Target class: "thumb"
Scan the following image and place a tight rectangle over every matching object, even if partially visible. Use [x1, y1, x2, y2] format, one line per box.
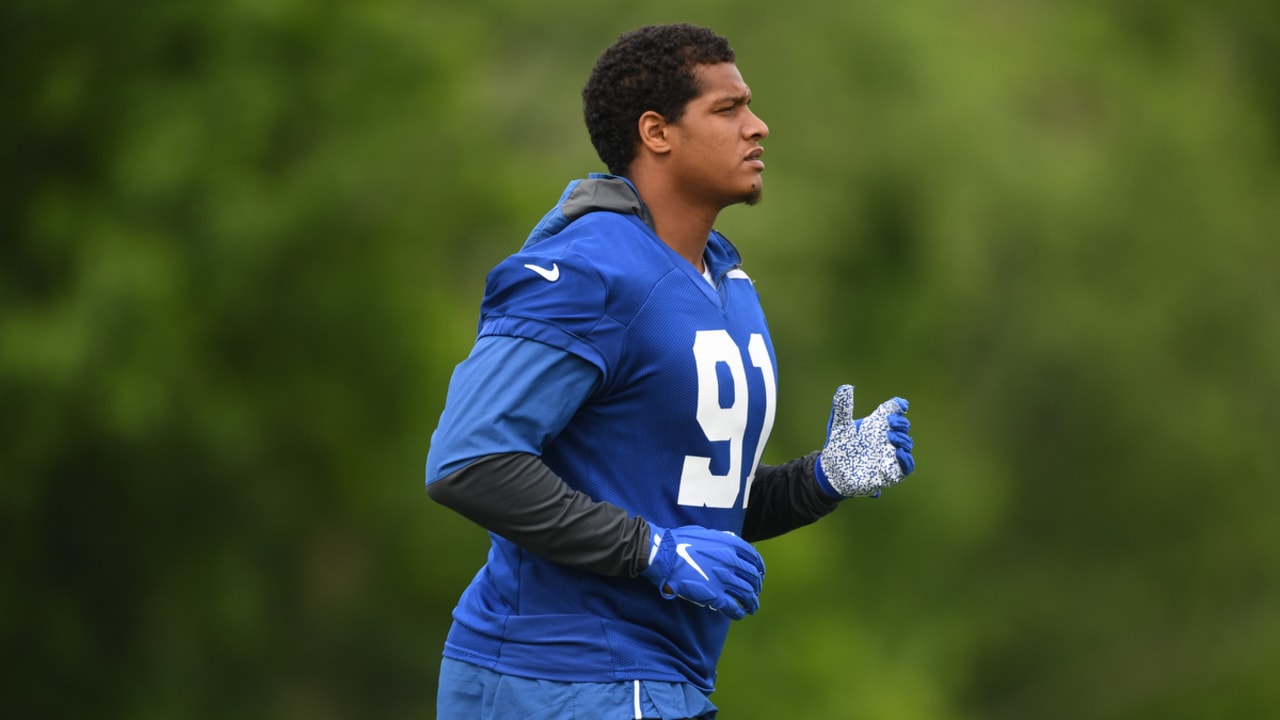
[827, 385, 855, 436]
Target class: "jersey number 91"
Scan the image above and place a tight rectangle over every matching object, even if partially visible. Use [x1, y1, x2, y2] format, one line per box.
[677, 330, 776, 509]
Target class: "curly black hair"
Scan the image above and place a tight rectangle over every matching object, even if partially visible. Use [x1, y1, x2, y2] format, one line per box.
[582, 24, 736, 176]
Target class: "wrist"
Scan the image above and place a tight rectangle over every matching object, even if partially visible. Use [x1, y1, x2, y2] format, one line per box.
[813, 454, 843, 499]
[639, 522, 669, 585]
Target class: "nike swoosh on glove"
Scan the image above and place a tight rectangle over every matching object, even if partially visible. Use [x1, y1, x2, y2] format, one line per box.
[814, 385, 915, 498]
[640, 524, 765, 620]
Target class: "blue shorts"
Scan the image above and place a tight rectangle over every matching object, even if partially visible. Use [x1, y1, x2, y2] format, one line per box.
[436, 657, 718, 720]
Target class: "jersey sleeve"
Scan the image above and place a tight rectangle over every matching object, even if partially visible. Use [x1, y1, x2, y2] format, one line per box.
[477, 247, 628, 380]
[425, 335, 601, 482]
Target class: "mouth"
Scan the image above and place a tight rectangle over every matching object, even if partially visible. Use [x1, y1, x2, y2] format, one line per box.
[745, 147, 765, 170]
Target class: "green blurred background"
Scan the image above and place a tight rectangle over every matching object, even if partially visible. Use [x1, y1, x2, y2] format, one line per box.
[4, 1, 1278, 718]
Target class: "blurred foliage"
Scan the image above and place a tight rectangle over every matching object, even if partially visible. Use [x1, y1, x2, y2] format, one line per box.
[3, 1, 1278, 718]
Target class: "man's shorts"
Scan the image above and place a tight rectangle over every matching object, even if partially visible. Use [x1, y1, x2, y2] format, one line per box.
[436, 656, 718, 720]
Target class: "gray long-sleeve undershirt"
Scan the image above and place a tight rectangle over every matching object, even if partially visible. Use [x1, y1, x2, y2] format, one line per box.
[427, 450, 839, 578]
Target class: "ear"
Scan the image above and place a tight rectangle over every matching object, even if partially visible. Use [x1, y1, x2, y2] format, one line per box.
[637, 110, 672, 156]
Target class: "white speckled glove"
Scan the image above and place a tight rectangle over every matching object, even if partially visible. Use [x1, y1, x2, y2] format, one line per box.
[814, 385, 914, 498]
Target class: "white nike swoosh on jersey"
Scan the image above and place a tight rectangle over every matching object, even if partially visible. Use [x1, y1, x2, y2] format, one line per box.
[676, 543, 710, 581]
[524, 262, 560, 282]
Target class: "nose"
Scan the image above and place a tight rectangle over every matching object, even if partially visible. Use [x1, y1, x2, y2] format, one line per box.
[746, 107, 769, 140]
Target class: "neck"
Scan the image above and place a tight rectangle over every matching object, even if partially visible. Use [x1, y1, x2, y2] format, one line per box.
[629, 172, 719, 272]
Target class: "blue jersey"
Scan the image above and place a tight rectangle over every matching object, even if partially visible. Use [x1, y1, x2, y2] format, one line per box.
[433, 175, 778, 691]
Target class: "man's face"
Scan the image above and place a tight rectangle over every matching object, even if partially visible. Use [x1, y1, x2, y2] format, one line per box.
[666, 62, 769, 208]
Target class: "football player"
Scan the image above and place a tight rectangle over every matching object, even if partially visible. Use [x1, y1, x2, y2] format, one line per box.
[426, 23, 915, 720]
